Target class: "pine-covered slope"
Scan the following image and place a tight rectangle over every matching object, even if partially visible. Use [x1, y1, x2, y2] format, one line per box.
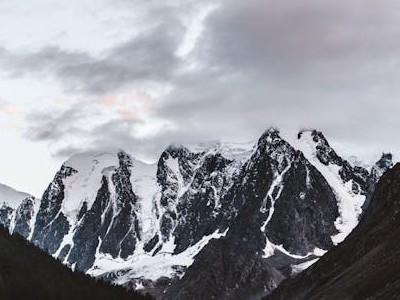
[0, 225, 151, 300]
[267, 163, 400, 300]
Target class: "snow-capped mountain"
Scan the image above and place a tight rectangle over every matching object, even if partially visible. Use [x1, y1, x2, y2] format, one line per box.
[0, 183, 39, 239]
[164, 129, 386, 299]
[0, 129, 394, 299]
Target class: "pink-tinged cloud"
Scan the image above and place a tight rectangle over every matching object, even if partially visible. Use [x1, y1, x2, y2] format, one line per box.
[118, 109, 139, 120]
[0, 104, 23, 115]
[98, 95, 119, 106]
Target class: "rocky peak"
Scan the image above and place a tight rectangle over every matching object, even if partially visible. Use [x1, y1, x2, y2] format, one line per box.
[371, 152, 394, 180]
[258, 128, 283, 147]
[297, 130, 341, 166]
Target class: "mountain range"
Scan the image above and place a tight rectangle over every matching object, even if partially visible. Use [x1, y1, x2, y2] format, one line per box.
[0, 129, 394, 299]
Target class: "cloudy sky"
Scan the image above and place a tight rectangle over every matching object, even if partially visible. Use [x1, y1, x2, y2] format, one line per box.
[1, 0, 400, 196]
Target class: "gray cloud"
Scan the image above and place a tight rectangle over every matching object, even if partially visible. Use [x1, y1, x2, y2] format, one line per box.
[0, 10, 184, 95]
[25, 106, 88, 142]
[5, 0, 400, 162]
[154, 0, 400, 157]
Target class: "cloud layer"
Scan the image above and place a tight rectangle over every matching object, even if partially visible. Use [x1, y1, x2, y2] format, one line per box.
[1, 0, 400, 162]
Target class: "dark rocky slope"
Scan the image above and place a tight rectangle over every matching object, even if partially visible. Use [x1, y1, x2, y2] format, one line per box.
[0, 225, 151, 300]
[163, 130, 364, 299]
[267, 163, 400, 300]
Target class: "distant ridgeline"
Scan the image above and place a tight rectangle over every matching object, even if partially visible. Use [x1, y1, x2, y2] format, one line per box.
[0, 129, 394, 299]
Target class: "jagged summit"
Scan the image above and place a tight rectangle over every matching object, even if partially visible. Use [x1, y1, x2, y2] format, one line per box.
[371, 152, 394, 179]
[259, 127, 281, 142]
[297, 129, 328, 142]
[295, 129, 370, 245]
[256, 128, 294, 163]
[296, 130, 340, 165]
[165, 140, 255, 163]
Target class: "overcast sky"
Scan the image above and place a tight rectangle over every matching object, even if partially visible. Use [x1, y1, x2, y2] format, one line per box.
[1, 0, 400, 196]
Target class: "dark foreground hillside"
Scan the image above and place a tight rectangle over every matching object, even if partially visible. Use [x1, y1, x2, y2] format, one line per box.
[267, 163, 400, 300]
[0, 226, 152, 300]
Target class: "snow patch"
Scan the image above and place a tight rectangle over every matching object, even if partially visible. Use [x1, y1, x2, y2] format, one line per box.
[62, 151, 120, 224]
[88, 229, 228, 284]
[262, 236, 327, 262]
[260, 164, 291, 217]
[262, 237, 326, 259]
[130, 159, 160, 243]
[291, 258, 319, 275]
[184, 140, 255, 163]
[295, 131, 365, 245]
[27, 197, 41, 240]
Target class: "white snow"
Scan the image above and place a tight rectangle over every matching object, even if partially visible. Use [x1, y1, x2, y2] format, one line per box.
[27, 197, 41, 240]
[291, 258, 319, 275]
[88, 229, 228, 284]
[262, 236, 326, 260]
[185, 140, 255, 163]
[54, 224, 75, 261]
[347, 155, 372, 169]
[130, 159, 160, 243]
[62, 151, 120, 224]
[165, 156, 186, 198]
[295, 131, 365, 245]
[135, 282, 145, 290]
[260, 164, 291, 216]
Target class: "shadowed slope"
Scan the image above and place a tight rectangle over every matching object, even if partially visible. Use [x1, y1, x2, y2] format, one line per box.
[0, 225, 152, 300]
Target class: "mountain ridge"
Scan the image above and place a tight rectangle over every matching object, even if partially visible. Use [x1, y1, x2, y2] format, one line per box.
[0, 128, 394, 299]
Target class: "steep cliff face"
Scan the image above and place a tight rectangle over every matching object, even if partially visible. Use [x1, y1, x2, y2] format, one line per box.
[30, 151, 146, 272]
[268, 163, 400, 300]
[88, 142, 253, 290]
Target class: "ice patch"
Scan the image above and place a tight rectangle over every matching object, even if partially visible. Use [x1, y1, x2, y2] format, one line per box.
[262, 236, 326, 259]
[88, 229, 229, 284]
[260, 164, 291, 225]
[291, 258, 319, 275]
[130, 159, 160, 243]
[295, 131, 365, 245]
